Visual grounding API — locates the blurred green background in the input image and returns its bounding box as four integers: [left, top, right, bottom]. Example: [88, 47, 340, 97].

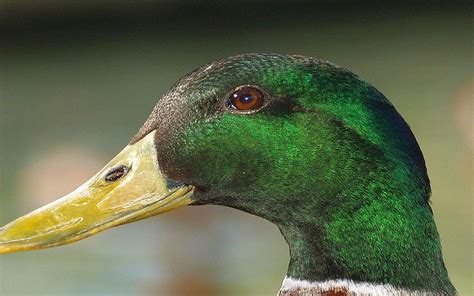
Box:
[0, 1, 472, 295]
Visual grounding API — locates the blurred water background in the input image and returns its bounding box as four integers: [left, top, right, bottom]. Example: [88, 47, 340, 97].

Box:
[0, 1, 472, 295]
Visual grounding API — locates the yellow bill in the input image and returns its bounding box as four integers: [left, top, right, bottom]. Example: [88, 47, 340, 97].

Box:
[0, 130, 194, 253]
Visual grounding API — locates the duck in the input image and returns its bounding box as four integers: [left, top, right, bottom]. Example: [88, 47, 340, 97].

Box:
[0, 53, 455, 295]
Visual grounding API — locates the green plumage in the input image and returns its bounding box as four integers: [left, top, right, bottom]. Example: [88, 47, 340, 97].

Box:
[133, 54, 454, 294]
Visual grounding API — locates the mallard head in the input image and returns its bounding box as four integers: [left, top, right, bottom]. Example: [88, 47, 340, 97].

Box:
[0, 54, 455, 294]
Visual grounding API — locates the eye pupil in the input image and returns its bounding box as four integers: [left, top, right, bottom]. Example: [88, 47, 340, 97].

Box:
[105, 165, 129, 182]
[229, 86, 264, 111]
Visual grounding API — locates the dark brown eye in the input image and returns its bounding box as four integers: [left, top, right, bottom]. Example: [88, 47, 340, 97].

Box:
[228, 86, 264, 111]
[105, 165, 129, 182]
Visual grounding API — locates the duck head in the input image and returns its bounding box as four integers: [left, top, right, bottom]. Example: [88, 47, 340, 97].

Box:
[0, 54, 455, 294]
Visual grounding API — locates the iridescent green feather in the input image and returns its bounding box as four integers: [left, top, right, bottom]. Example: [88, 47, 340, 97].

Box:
[135, 54, 454, 294]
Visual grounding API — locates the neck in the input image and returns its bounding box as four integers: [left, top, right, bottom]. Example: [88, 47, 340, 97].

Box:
[277, 172, 455, 295]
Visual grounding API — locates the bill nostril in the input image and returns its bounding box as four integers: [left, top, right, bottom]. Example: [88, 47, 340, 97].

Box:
[105, 165, 129, 182]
